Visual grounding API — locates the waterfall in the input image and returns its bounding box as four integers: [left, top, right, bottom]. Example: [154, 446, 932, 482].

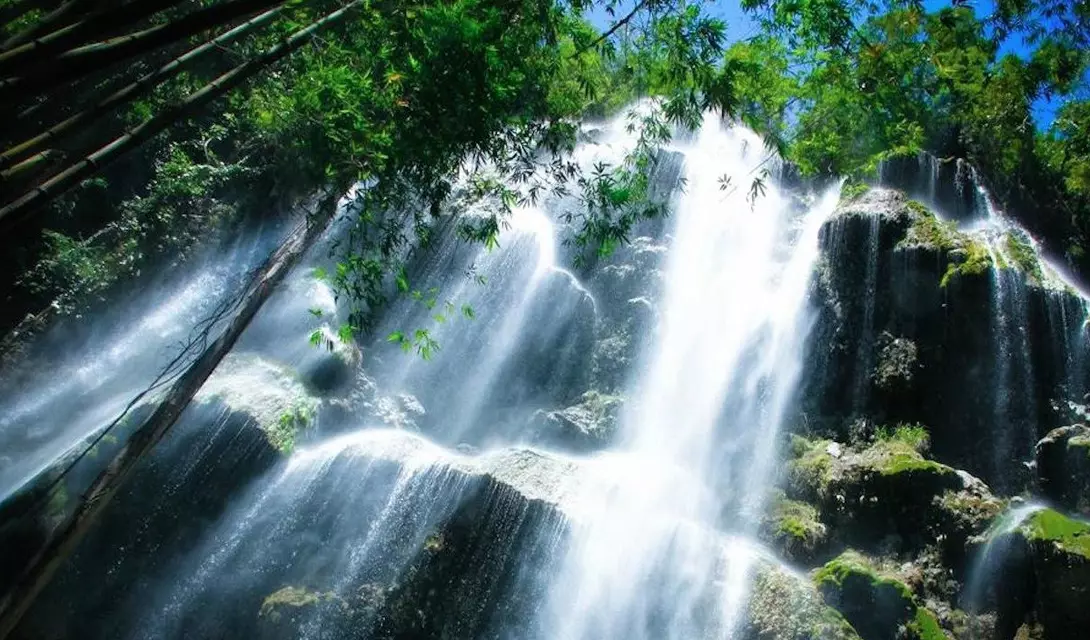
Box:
[539, 113, 839, 640]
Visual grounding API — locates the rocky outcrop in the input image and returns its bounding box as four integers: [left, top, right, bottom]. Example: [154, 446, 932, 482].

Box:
[982, 508, 1090, 640]
[813, 551, 947, 640]
[1034, 425, 1090, 515]
[802, 188, 1089, 490]
[741, 562, 861, 640]
[527, 390, 624, 452]
[195, 352, 320, 453]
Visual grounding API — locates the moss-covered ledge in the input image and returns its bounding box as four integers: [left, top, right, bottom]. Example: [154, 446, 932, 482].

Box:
[814, 551, 948, 640]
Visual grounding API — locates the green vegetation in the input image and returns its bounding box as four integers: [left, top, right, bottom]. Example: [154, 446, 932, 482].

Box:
[815, 551, 949, 640]
[765, 493, 827, 557]
[1020, 508, 1090, 558]
[839, 180, 870, 203]
[1004, 232, 1045, 283]
[259, 586, 346, 623]
[737, 0, 1090, 266]
[908, 607, 948, 640]
[941, 241, 993, 288]
[0, 0, 746, 339]
[814, 551, 914, 604]
[874, 423, 930, 454]
[271, 403, 314, 454]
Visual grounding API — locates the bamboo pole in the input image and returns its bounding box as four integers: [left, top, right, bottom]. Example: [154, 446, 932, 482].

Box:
[0, 0, 362, 228]
[0, 195, 338, 639]
[0, 0, 188, 75]
[0, 5, 285, 168]
[1, 0, 89, 50]
[0, 0, 286, 100]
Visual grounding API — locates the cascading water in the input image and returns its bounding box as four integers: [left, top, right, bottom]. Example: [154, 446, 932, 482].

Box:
[7, 106, 842, 640]
[539, 113, 840, 640]
[0, 223, 286, 506]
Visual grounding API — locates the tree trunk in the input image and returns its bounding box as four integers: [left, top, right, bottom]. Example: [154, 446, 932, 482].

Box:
[1, 0, 286, 102]
[0, 0, 362, 227]
[0, 193, 339, 640]
[0, 5, 285, 168]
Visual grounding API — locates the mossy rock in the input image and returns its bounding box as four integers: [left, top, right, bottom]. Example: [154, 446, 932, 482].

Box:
[1006, 509, 1090, 637]
[195, 352, 320, 454]
[742, 563, 862, 640]
[1035, 425, 1090, 516]
[760, 492, 828, 563]
[527, 390, 624, 452]
[814, 551, 948, 640]
[786, 434, 968, 556]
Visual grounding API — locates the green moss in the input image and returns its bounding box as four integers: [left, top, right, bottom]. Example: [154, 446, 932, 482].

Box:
[767, 494, 827, 551]
[814, 551, 914, 603]
[902, 204, 960, 251]
[940, 241, 993, 287]
[815, 552, 949, 639]
[790, 437, 836, 493]
[423, 532, 445, 552]
[907, 607, 948, 640]
[1004, 232, 1044, 283]
[1021, 509, 1090, 558]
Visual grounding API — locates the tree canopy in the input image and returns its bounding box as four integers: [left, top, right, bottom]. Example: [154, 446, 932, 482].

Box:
[1, 0, 1089, 340]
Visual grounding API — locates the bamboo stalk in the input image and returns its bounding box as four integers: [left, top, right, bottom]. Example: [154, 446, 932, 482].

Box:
[0, 5, 285, 168]
[1, 0, 91, 50]
[0, 194, 338, 639]
[0, 0, 362, 228]
[0, 0, 188, 75]
[1, 0, 286, 101]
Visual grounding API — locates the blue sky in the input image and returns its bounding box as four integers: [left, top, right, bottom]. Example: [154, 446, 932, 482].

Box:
[587, 0, 1070, 127]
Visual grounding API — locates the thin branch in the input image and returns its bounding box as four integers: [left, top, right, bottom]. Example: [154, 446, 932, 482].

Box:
[571, 0, 653, 58]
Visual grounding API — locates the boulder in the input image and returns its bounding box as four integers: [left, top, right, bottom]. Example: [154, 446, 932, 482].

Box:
[759, 491, 829, 564]
[527, 390, 624, 452]
[298, 325, 361, 395]
[813, 551, 948, 640]
[195, 352, 320, 453]
[1035, 425, 1090, 515]
[1012, 509, 1090, 637]
[742, 562, 861, 640]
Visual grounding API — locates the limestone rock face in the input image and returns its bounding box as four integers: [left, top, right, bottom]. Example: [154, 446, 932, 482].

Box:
[801, 188, 1089, 490]
[786, 435, 965, 553]
[1035, 425, 1090, 515]
[195, 352, 320, 453]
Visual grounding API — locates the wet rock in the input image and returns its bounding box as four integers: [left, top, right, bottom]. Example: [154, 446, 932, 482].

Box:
[364, 393, 426, 431]
[787, 433, 963, 553]
[931, 470, 1006, 572]
[1010, 509, 1090, 637]
[195, 352, 320, 453]
[741, 562, 861, 640]
[813, 551, 948, 640]
[759, 491, 829, 564]
[298, 325, 361, 395]
[527, 390, 624, 452]
[1034, 425, 1090, 515]
[800, 189, 1090, 490]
